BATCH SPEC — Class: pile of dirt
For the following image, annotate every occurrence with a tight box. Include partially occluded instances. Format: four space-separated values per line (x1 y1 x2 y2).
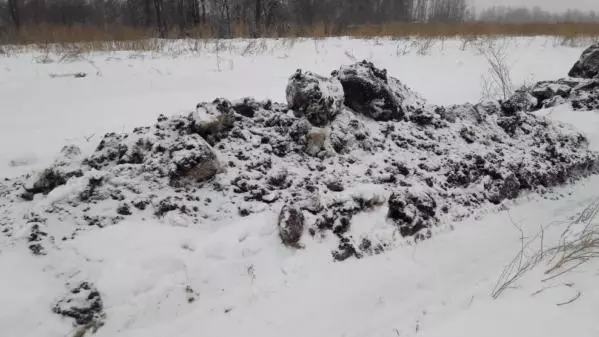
568 43 599 79
503 78 599 113
504 43 599 113
53 282 105 331
1 54 599 267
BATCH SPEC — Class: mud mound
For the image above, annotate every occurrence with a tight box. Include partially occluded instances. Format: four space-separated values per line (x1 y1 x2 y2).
332 60 426 121
1 57 598 271
53 282 105 330
569 43 599 79
503 45 599 113
503 78 599 113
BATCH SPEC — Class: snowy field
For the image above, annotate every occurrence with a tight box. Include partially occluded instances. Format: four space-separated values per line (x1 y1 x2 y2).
0 36 595 177
2 36 599 337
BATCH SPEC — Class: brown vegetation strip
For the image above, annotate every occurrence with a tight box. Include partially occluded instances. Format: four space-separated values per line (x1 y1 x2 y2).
2 22 599 47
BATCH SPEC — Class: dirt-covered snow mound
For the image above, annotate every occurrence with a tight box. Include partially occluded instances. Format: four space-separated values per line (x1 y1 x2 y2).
1 59 599 272
506 45 599 113
568 43 599 79
503 78 599 113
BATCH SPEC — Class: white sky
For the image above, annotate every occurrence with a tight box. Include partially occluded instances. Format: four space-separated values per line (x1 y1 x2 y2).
471 0 597 12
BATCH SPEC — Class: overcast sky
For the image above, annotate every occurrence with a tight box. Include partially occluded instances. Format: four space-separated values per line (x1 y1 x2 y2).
471 0 597 12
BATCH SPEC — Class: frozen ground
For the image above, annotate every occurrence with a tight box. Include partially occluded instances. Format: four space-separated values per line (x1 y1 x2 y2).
1 37 599 337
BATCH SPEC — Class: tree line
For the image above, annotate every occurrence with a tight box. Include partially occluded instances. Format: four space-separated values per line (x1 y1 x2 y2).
479 6 598 24
0 1 597 39
0 0 470 37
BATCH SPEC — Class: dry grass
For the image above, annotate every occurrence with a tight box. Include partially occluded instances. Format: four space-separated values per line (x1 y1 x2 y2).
1 24 151 45
2 22 599 48
491 214 542 299
542 200 599 281
343 22 599 39
492 198 599 299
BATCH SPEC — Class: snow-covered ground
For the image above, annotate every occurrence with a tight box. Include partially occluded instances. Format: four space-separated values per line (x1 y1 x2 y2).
0 36 592 177
1 37 599 337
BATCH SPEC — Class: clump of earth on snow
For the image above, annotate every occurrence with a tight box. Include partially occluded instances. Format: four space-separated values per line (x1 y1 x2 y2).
53 282 105 332
510 42 599 112
2 54 599 268
568 43 599 79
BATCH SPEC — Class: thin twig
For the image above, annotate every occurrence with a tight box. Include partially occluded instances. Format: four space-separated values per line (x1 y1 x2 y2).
84 134 96 142
531 284 562 297
556 291 581 306
543 259 589 282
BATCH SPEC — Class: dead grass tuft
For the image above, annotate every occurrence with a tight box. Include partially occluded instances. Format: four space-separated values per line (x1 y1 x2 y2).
492 198 599 299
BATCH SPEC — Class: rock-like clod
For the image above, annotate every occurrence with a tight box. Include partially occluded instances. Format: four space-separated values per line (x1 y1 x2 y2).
278 204 305 247
569 43 599 79
286 69 344 126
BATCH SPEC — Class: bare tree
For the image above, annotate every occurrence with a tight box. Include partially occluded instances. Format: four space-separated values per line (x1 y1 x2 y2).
413 0 428 22
176 0 187 34
214 0 232 38
479 5 599 23
200 0 207 24
10 0 597 42
190 0 200 25
153 0 167 37
7 0 20 29
144 0 153 27
255 0 261 34
429 0 467 22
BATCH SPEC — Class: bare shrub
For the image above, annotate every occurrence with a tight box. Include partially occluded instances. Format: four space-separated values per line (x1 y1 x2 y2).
34 44 53 63
478 39 514 101
459 35 478 51
186 39 204 56
491 215 544 299
415 37 435 55
58 47 85 63
395 40 411 56
241 39 268 56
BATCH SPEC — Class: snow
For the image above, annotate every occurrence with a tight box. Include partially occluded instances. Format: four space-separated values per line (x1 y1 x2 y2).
539 104 599 151
1 36 599 337
422 297 598 337
0 36 590 178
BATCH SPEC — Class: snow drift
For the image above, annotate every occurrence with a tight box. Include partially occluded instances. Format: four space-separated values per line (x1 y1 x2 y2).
1 47 599 330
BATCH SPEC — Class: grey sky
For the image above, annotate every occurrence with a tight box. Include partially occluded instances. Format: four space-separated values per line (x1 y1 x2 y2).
471 0 597 12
